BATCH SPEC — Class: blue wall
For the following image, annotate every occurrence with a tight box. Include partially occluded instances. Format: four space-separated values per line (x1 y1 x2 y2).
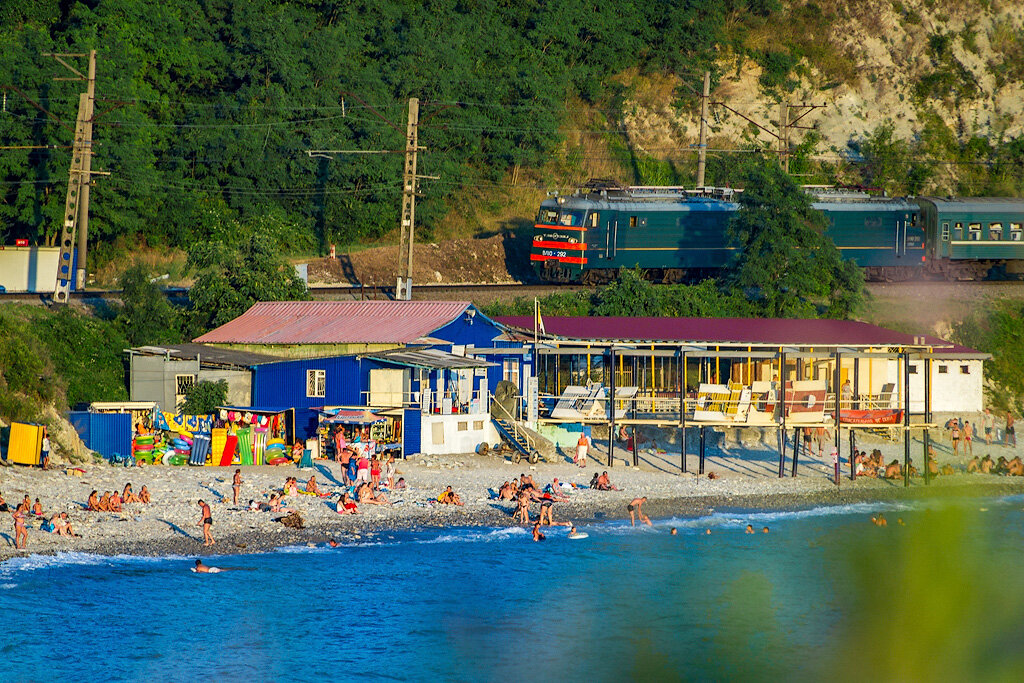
68 411 132 458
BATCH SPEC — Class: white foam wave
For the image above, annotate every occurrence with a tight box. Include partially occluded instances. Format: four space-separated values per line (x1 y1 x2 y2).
0 551 190 573
417 526 530 545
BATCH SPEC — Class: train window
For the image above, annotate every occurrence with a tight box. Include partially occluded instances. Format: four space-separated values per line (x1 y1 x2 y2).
989 223 1003 240
910 213 918 226
558 210 584 226
968 223 982 241
941 223 950 241
1011 223 1022 241
629 216 638 228
538 208 558 225
954 222 963 240
588 212 598 228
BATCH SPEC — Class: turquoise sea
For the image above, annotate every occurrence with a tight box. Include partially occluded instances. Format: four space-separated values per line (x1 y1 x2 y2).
2 496 1024 681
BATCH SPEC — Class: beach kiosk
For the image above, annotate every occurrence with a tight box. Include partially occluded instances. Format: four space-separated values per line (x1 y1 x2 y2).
5 422 45 466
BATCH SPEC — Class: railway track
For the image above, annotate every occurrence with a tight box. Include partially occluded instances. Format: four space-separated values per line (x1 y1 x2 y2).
0 279 1017 305
0 281 590 304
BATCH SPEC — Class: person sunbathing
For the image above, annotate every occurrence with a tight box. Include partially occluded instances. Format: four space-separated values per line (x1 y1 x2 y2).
596 471 620 491
0 494 9 512
31 498 43 516
995 456 1009 474
109 490 123 512
883 461 902 479
98 491 112 511
305 475 322 495
139 486 151 504
497 481 515 500
394 477 407 490
335 492 359 515
284 478 299 496
927 457 940 477
437 486 463 506
87 490 101 511
941 464 955 476
980 455 994 474
967 456 981 473
20 495 31 513
589 472 600 488
123 484 141 504
546 478 570 501
268 493 295 514
519 474 536 492
1007 457 1024 476
358 483 389 505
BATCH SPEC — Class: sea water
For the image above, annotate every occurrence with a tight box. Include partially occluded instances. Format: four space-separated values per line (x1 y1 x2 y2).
3 497 1024 681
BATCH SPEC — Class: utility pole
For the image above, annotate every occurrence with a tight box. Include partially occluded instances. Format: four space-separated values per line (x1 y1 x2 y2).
396 98 419 301
45 50 97 302
710 97 826 175
696 70 710 188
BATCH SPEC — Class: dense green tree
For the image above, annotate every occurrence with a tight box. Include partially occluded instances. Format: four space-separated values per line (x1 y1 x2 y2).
186 232 309 333
117 264 183 346
180 379 228 415
726 159 865 319
952 301 1024 414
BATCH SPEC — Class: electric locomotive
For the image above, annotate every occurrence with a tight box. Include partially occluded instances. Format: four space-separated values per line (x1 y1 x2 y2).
531 180 1024 282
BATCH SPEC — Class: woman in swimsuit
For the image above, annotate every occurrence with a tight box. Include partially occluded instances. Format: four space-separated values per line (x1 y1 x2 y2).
109 490 123 512
123 484 141 504
13 509 27 549
98 492 112 512
139 486 151 504
370 458 381 488
87 491 100 511
383 455 396 489
335 492 359 514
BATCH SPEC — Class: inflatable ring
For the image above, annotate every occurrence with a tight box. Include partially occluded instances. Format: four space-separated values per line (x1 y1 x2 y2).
266 456 290 466
168 454 187 467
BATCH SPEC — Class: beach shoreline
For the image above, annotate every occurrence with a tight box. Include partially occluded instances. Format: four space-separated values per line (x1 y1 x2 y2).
2 448 1023 561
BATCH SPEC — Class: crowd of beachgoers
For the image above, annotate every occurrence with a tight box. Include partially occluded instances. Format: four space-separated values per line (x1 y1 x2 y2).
0 410 1020 558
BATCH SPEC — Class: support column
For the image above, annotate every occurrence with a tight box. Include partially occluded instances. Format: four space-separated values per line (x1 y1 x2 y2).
849 429 857 481
924 355 932 485
791 427 800 477
834 351 842 487
632 427 639 467
608 347 616 468
778 351 787 478
903 351 911 487
699 427 705 474
679 349 687 473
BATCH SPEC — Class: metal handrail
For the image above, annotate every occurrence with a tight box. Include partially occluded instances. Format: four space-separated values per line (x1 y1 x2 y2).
490 394 536 453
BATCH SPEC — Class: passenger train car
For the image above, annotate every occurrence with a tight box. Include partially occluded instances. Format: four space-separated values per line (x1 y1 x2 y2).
530 181 1024 283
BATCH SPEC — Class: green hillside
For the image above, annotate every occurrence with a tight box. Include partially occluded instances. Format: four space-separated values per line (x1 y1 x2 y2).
3 0 1024 272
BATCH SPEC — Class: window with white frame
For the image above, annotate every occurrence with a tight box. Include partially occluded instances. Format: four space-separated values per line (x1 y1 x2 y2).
306 369 326 398
502 358 521 389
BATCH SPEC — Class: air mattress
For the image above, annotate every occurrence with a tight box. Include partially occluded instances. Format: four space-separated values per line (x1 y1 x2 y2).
237 428 253 466
219 434 238 467
190 433 211 466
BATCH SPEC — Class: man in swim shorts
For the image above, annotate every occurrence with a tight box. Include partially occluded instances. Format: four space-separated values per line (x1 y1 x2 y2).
627 496 651 526
197 499 215 547
194 559 221 573
575 432 589 468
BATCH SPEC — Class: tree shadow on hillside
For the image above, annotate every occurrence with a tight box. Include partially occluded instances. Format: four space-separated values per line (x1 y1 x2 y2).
497 219 537 282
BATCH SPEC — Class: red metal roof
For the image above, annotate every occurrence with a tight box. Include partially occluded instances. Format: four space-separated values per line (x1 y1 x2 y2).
495 315 979 353
194 301 473 345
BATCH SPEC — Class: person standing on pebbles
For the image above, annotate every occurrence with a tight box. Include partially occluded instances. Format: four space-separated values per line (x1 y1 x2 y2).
197 499 215 547
232 469 243 505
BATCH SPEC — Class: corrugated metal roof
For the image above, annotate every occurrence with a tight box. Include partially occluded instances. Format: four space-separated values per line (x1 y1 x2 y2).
128 343 280 367
495 316 979 353
361 348 495 370
194 301 473 345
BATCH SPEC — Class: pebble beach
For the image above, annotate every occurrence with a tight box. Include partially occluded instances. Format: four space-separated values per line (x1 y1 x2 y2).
2 420 1020 561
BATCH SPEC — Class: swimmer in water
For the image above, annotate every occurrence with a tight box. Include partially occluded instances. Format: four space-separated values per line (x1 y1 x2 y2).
705 529 711 535
762 527 769 533
745 524 754 534
532 522 545 542
193 559 222 573
670 528 677 535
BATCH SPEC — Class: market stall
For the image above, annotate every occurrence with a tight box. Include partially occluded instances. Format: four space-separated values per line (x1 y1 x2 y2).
317 406 403 460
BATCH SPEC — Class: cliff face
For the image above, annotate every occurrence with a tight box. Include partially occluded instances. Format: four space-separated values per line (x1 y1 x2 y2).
618 0 1024 166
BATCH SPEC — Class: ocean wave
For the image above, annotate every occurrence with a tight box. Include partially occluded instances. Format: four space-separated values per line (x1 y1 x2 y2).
0 551 191 573
417 526 531 545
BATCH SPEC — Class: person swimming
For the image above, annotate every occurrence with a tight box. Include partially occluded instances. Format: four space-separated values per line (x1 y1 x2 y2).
745 524 754 534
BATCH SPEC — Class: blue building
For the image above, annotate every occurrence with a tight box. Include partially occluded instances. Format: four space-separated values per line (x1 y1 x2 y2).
195 301 529 455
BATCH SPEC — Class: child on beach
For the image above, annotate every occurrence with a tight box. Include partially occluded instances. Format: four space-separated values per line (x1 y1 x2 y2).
31 499 43 516
139 486 151 504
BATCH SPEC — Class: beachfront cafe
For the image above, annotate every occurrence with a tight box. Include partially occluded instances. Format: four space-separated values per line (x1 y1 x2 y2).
494 316 989 487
